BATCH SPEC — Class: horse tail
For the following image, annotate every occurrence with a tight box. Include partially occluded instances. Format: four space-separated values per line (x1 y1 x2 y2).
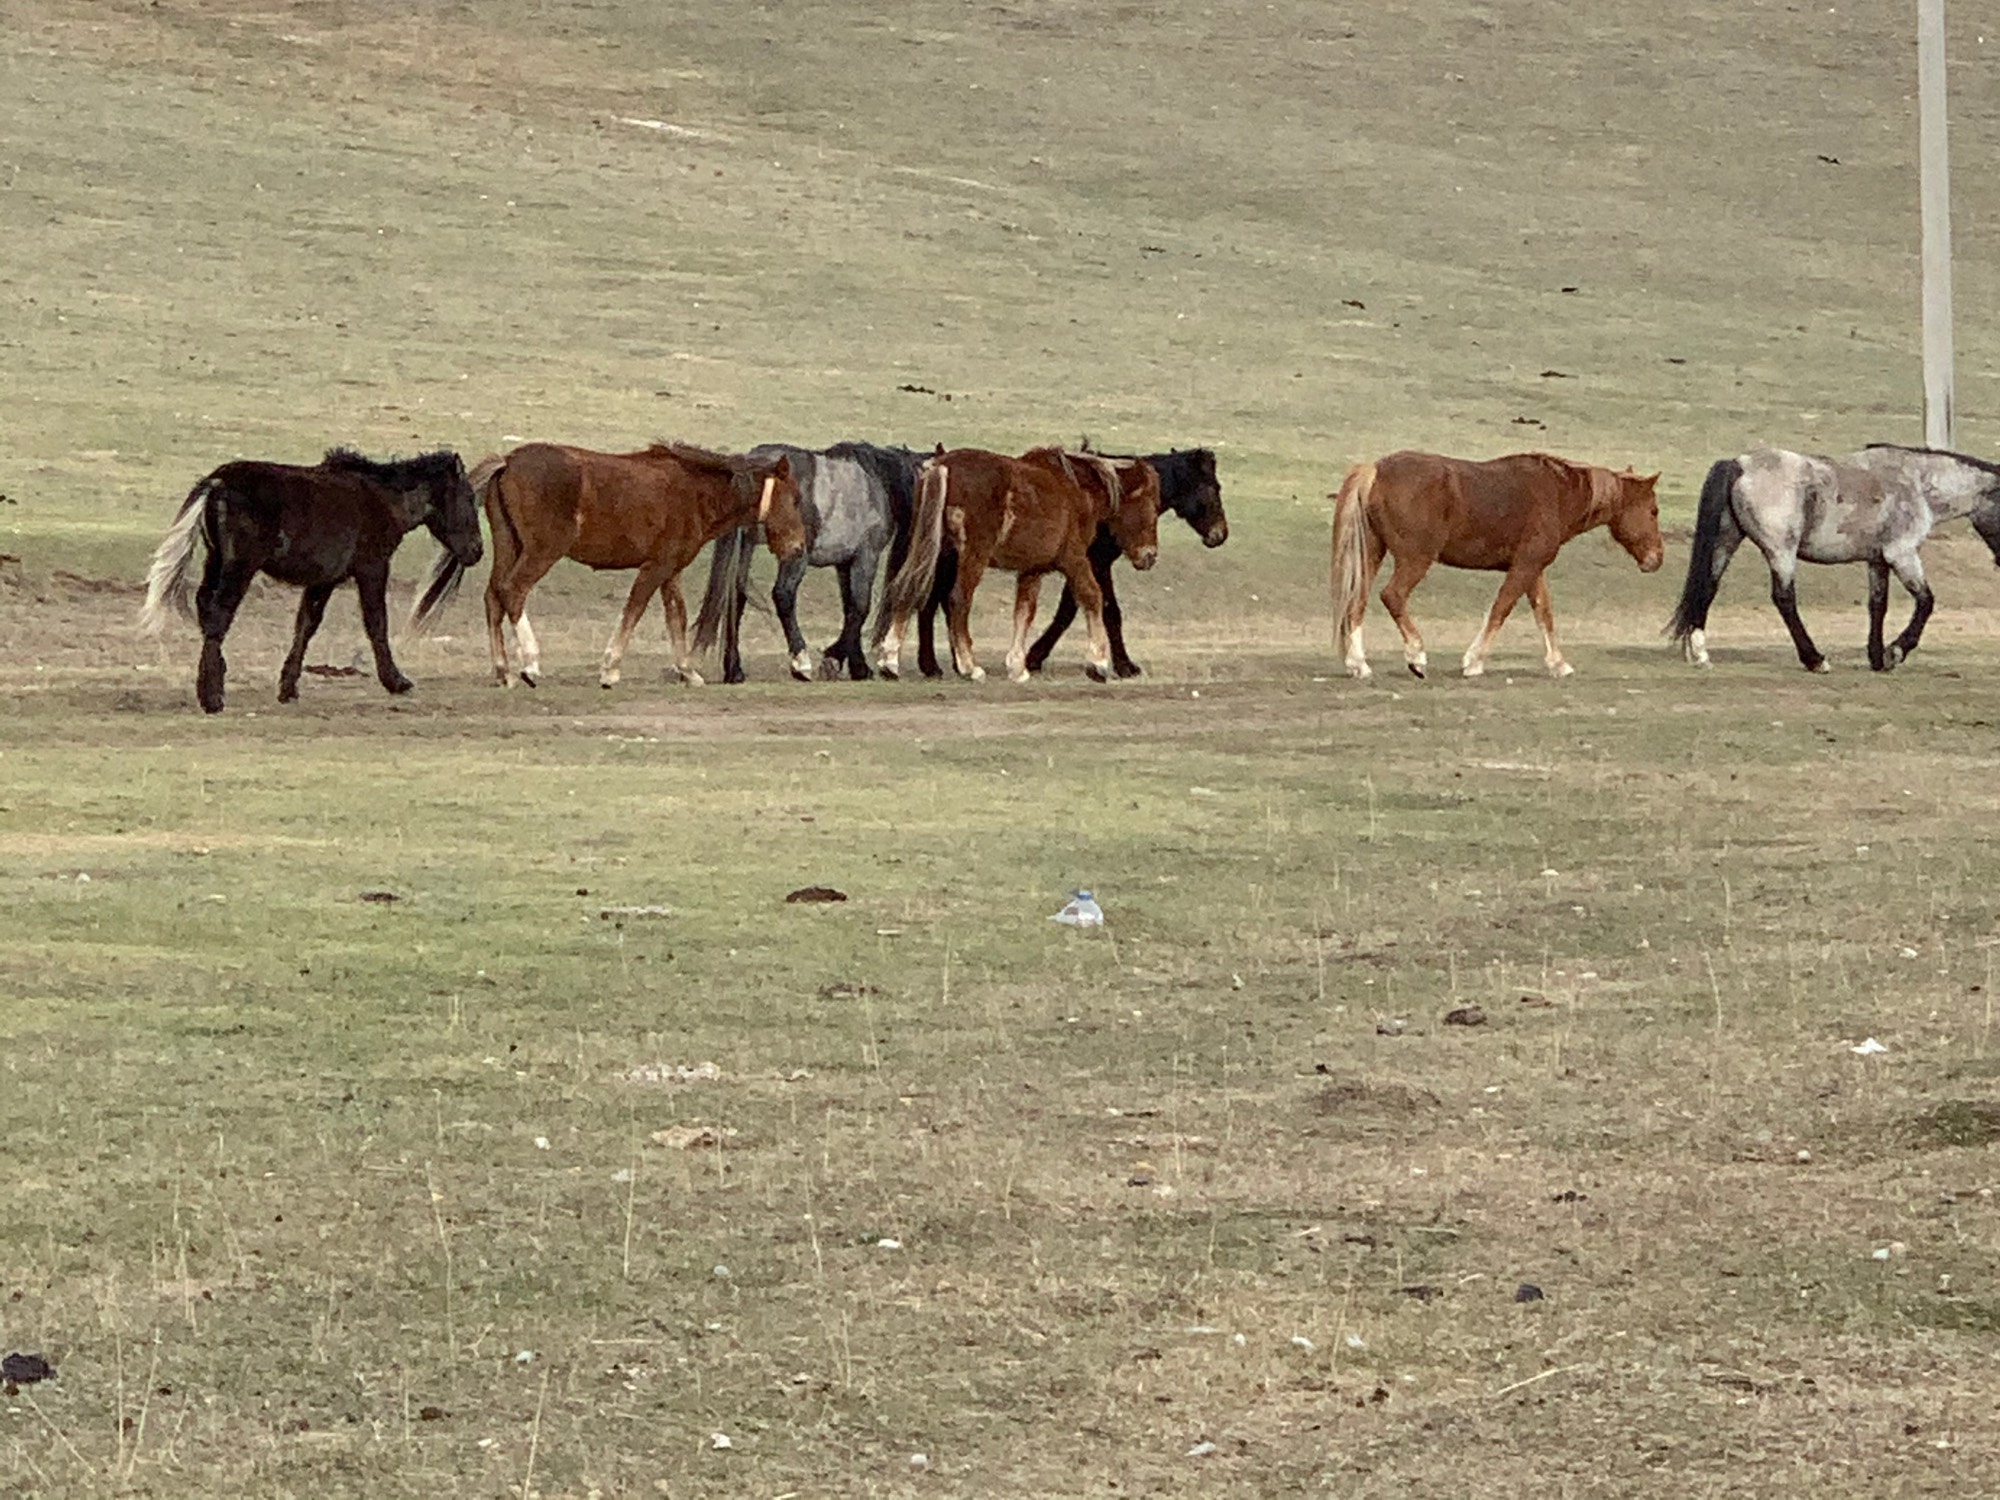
693 526 754 659
1665 457 1740 643
877 458 948 646
465 450 520 555
138 473 220 635
1329 461 1376 654
407 541 469 635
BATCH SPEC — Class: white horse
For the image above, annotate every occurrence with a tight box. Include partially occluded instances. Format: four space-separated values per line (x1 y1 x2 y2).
1667 444 2000 672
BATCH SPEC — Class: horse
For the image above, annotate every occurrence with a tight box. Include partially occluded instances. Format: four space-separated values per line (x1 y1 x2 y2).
431 441 805 688
1666 444 2000 672
139 447 482 714
876 446 1160 682
1330 450 1663 680
909 446 1229 680
691 441 926 683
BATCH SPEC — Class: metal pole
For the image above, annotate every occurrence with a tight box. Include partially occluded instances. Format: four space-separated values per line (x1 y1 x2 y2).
1918 0 1954 448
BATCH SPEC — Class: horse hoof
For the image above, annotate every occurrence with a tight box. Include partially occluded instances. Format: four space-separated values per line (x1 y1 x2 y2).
789 651 814 682
1085 662 1109 683
599 671 620 689
1550 662 1574 680
278 685 299 704
1407 662 1426 680
199 696 225 715
386 676 414 695
965 666 986 682
1808 659 1832 675
1461 662 1485 679
1885 645 1907 670
879 662 900 681
1346 662 1372 681
847 659 873 682
723 668 746 686
682 670 706 688
519 667 540 688
1114 661 1143 680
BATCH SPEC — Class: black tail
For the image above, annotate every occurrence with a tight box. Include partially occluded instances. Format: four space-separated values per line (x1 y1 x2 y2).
407 546 468 635
693 526 754 663
1666 458 1741 643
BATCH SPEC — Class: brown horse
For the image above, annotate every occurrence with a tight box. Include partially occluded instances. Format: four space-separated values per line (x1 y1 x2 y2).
877 446 1160 682
1330 450 1663 680
448 442 804 688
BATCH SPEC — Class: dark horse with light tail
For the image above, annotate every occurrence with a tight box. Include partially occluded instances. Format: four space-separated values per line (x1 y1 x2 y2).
140 448 482 713
1667 444 2000 672
694 441 926 682
914 446 1228 679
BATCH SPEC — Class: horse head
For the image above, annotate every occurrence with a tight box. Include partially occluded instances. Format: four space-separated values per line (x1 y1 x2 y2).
1110 460 1161 571
757 455 808 562
428 454 485 568
1179 448 1229 548
1606 468 1664 573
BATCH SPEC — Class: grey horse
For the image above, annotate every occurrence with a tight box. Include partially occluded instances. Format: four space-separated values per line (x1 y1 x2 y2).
695 441 926 682
1667 444 2000 672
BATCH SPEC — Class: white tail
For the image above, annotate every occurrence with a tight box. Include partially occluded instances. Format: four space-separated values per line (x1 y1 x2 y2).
138 477 216 636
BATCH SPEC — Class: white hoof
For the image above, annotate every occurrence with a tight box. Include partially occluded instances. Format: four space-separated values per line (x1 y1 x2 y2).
519 664 540 687
966 665 986 682
1346 660 1372 681
1810 659 1832 675
681 668 706 687
879 659 900 681
599 669 620 689
1461 659 1486 679
789 650 814 682
1549 660 1574 679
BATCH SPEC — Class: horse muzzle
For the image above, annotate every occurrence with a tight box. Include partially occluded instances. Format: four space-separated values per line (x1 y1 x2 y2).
1203 521 1229 548
1638 548 1664 574
1130 545 1159 572
456 539 486 567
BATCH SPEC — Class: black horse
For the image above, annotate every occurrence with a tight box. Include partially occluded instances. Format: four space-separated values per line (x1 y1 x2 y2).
913 446 1228 679
140 448 483 713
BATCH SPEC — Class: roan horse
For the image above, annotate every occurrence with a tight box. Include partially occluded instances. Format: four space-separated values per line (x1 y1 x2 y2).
1666 444 2000 672
691 441 926 683
140 447 482 713
420 442 805 688
1331 450 1663 680
912 445 1229 679
877 447 1160 682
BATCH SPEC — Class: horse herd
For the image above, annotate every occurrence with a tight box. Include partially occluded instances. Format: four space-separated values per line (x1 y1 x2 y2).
134 435 2000 713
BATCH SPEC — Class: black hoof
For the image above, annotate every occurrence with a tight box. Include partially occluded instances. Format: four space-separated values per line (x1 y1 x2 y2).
1113 660 1143 680
1407 662 1426 680
385 676 414 695
1085 663 1109 683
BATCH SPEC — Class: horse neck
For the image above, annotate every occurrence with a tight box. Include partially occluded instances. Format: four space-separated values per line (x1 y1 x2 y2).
1921 458 2000 522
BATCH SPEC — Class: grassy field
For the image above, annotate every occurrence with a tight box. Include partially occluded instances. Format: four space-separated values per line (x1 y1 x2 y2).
5 2 2000 1496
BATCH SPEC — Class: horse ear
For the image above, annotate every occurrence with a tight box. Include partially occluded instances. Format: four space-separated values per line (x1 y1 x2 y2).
772 455 792 479
933 443 946 458
1643 472 1661 488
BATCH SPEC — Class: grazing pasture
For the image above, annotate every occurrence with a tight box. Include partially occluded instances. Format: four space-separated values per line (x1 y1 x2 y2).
4 2 2000 1497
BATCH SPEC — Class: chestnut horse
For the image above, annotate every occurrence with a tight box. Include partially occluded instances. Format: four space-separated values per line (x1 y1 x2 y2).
428 442 804 688
876 447 1159 682
1331 450 1663 680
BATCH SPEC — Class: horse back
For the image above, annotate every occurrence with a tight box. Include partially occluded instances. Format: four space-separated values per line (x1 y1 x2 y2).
1370 450 1590 568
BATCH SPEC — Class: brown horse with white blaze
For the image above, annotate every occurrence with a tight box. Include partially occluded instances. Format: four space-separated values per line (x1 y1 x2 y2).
1330 450 1663 680
448 441 804 688
877 447 1160 682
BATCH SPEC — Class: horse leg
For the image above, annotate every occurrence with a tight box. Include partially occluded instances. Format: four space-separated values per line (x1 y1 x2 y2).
194 559 257 715
1026 581 1079 674
599 564 671 688
1866 558 1892 671
833 552 877 680
1462 564 1537 678
278 582 339 703
484 578 512 686
354 562 413 696
659 573 704 686
1378 551 1435 678
1068 565 1116 683
1765 556 1827 672
947 552 988 681
1343 526 1387 680
487 547 557 687
1099 557 1141 679
1527 574 1573 679
1685 509 1745 667
1005 572 1044 683
919 551 956 679
772 554 813 681
1883 548 1934 668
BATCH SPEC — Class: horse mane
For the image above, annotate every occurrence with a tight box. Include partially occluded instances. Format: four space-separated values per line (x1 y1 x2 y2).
1863 442 2000 480
321 447 462 485
653 440 775 506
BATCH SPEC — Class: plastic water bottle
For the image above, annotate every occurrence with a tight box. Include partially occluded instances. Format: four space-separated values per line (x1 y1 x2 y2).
1050 890 1104 928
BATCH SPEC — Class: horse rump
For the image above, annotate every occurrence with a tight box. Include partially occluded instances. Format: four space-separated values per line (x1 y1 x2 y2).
1665 457 1742 644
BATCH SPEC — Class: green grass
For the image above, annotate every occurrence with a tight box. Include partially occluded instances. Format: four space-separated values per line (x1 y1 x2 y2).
6 1 2000 1495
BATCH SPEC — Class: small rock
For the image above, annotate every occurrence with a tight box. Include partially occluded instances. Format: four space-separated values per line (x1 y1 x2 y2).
1514 1283 1545 1303
786 885 848 904
711 1432 733 1450
1186 1440 1218 1458
1443 1006 1487 1027
909 1452 929 1470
